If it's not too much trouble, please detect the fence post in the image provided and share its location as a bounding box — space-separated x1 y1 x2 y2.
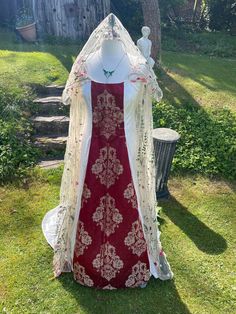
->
153 128 180 199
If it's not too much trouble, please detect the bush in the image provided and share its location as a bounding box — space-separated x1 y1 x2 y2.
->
0 119 38 182
162 29 236 58
0 87 38 183
208 0 236 32
153 102 236 180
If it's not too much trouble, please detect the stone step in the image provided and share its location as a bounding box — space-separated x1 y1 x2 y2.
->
31 115 69 136
45 84 65 96
30 84 65 97
37 159 64 169
33 135 67 153
33 96 69 116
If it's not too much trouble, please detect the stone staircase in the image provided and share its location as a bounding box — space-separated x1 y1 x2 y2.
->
31 85 69 169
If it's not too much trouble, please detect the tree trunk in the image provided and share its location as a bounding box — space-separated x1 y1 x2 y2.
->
33 0 110 40
140 0 161 63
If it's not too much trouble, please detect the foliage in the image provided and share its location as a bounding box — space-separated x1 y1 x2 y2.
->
111 0 143 36
0 119 38 183
153 102 236 180
15 7 34 28
207 0 236 32
0 87 39 183
162 29 236 58
159 0 188 21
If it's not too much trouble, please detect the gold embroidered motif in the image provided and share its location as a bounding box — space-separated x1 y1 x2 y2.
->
124 183 138 209
124 220 147 256
81 183 91 207
91 146 123 188
73 264 94 287
92 242 124 281
125 261 150 287
93 89 124 139
93 193 123 236
74 221 92 257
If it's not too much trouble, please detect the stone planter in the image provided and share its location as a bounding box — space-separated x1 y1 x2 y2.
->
16 22 37 42
153 128 181 199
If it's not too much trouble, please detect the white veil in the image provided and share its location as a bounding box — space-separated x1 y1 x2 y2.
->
52 13 173 281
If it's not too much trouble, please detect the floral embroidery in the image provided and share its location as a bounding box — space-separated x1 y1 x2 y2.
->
73 263 94 287
81 183 91 207
125 261 150 287
92 242 124 281
74 221 92 257
92 193 123 236
93 89 123 139
91 146 123 188
124 183 138 209
124 220 147 256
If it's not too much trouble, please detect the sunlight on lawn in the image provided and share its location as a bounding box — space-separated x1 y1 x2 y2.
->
0 169 235 314
162 51 236 112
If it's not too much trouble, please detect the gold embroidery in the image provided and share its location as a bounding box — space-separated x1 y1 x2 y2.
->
124 220 147 256
73 264 94 287
92 242 124 281
93 193 123 236
91 146 123 188
124 183 138 209
74 221 92 257
125 261 150 287
81 183 91 207
93 89 123 139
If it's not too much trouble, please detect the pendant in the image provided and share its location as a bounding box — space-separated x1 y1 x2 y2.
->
103 69 115 79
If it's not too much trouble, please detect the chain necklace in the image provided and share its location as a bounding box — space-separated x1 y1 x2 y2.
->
100 50 127 79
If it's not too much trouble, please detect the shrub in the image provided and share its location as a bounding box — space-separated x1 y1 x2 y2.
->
153 102 236 180
0 87 38 183
0 119 38 182
162 29 236 58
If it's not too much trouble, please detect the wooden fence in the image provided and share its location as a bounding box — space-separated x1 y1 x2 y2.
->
0 0 110 40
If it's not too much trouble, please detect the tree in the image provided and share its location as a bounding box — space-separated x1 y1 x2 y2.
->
207 0 236 32
140 0 162 62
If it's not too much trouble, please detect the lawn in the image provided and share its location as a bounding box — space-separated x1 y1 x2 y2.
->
0 169 235 314
0 27 236 114
0 27 236 313
161 52 236 112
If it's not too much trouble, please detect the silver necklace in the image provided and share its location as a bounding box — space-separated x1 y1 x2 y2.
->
100 51 127 79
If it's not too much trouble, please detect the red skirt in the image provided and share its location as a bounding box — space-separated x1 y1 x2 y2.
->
73 81 150 289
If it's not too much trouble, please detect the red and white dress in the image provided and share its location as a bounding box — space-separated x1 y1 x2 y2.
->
72 81 150 289
42 75 173 287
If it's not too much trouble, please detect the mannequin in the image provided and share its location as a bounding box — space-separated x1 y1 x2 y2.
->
42 13 173 289
137 26 155 68
86 39 131 83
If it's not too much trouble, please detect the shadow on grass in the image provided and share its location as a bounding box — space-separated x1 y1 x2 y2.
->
159 195 227 255
162 54 236 95
58 273 191 314
158 67 199 108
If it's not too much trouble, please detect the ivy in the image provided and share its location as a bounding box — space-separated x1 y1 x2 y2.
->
153 102 236 180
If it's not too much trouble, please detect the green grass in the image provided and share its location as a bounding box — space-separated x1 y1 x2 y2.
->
0 27 236 313
0 27 235 113
160 51 236 113
0 28 79 94
0 169 235 314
